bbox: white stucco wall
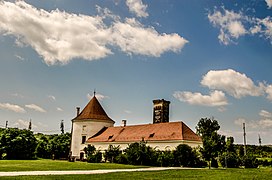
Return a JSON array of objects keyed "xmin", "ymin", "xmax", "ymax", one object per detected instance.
[
  {"xmin": 71, "ymin": 119, "xmax": 114, "ymax": 159},
  {"xmin": 88, "ymin": 140, "xmax": 202, "ymax": 152}
]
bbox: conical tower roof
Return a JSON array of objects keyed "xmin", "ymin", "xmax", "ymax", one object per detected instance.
[{"xmin": 74, "ymin": 95, "xmax": 115, "ymax": 123}]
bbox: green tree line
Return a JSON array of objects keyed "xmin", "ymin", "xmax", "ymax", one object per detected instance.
[{"xmin": 0, "ymin": 128, "xmax": 70, "ymax": 160}]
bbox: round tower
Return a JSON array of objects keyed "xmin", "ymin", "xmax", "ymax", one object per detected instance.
[{"xmin": 70, "ymin": 94, "xmax": 115, "ymax": 160}]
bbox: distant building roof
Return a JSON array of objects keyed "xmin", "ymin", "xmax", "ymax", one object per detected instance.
[
  {"xmin": 73, "ymin": 95, "xmax": 114, "ymax": 123},
  {"xmin": 87, "ymin": 121, "xmax": 201, "ymax": 143}
]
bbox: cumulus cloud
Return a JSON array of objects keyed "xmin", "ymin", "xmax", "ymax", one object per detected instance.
[
  {"xmin": 173, "ymin": 90, "xmax": 228, "ymax": 107},
  {"xmin": 87, "ymin": 93, "xmax": 109, "ymax": 101},
  {"xmin": 235, "ymin": 110, "xmax": 272, "ymax": 129},
  {"xmin": 126, "ymin": 0, "xmax": 148, "ymax": 18},
  {"xmin": 48, "ymin": 95, "xmax": 56, "ymax": 101},
  {"xmin": 259, "ymin": 110, "xmax": 272, "ymax": 118},
  {"xmin": 57, "ymin": 107, "xmax": 63, "ymax": 111},
  {"xmin": 14, "ymin": 119, "xmax": 37, "ymax": 129},
  {"xmin": 208, "ymin": 7, "xmax": 272, "ymax": 45},
  {"xmin": 266, "ymin": 84, "xmax": 272, "ymax": 100},
  {"xmin": 265, "ymin": 0, "xmax": 272, "ymax": 8},
  {"xmin": 111, "ymin": 18, "xmax": 188, "ymax": 57},
  {"xmin": 208, "ymin": 8, "xmax": 247, "ymax": 45},
  {"xmin": 201, "ymin": 69, "xmax": 264, "ymax": 98},
  {"xmin": 25, "ymin": 104, "xmax": 46, "ymax": 113},
  {"xmin": 0, "ymin": 103, "xmax": 26, "ymax": 113},
  {"xmin": 0, "ymin": 1, "xmax": 187, "ymax": 65}
]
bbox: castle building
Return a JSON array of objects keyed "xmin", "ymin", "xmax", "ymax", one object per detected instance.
[{"xmin": 71, "ymin": 94, "xmax": 202, "ymax": 160}]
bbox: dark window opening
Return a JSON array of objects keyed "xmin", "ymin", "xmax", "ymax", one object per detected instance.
[
  {"xmin": 82, "ymin": 136, "xmax": 86, "ymax": 144},
  {"xmin": 149, "ymin": 133, "xmax": 155, "ymax": 138}
]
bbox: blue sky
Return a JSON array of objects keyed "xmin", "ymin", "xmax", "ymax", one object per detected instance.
[{"xmin": 0, "ymin": 0, "xmax": 271, "ymax": 145}]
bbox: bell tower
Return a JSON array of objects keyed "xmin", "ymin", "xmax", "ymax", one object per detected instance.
[{"xmin": 153, "ymin": 99, "xmax": 170, "ymax": 124}]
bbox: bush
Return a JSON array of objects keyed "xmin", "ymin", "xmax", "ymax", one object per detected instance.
[
  {"xmin": 124, "ymin": 142, "xmax": 157, "ymax": 166},
  {"xmin": 116, "ymin": 153, "xmax": 128, "ymax": 164},
  {"xmin": 219, "ymin": 152, "xmax": 240, "ymax": 168},
  {"xmin": 157, "ymin": 150, "xmax": 175, "ymax": 167},
  {"xmin": 211, "ymin": 158, "xmax": 218, "ymax": 168},
  {"xmin": 242, "ymin": 155, "xmax": 258, "ymax": 168},
  {"xmin": 104, "ymin": 145, "xmax": 121, "ymax": 163},
  {"xmin": 84, "ymin": 145, "xmax": 102, "ymax": 163},
  {"xmin": 173, "ymin": 144, "xmax": 204, "ymax": 167}
]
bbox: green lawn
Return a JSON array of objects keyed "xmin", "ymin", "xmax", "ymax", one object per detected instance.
[
  {"xmin": 0, "ymin": 159, "xmax": 144, "ymax": 172},
  {"xmin": 0, "ymin": 168, "xmax": 272, "ymax": 180},
  {"xmin": 0, "ymin": 159, "xmax": 271, "ymax": 179}
]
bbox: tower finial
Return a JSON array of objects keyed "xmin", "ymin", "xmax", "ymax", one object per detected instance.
[{"xmin": 94, "ymin": 89, "xmax": 96, "ymax": 97}]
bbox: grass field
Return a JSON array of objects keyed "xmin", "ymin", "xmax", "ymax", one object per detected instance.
[
  {"xmin": 0, "ymin": 159, "xmax": 143, "ymax": 172},
  {"xmin": 0, "ymin": 159, "xmax": 271, "ymax": 179},
  {"xmin": 0, "ymin": 168, "xmax": 272, "ymax": 180}
]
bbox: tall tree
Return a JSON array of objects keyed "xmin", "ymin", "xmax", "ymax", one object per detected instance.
[
  {"xmin": 28, "ymin": 119, "xmax": 32, "ymax": 130},
  {"xmin": 60, "ymin": 120, "xmax": 64, "ymax": 134},
  {"xmin": 196, "ymin": 117, "xmax": 222, "ymax": 168}
]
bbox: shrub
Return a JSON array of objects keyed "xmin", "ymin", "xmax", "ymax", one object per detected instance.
[
  {"xmin": 219, "ymin": 152, "xmax": 240, "ymax": 168},
  {"xmin": 242, "ymin": 155, "xmax": 258, "ymax": 168}
]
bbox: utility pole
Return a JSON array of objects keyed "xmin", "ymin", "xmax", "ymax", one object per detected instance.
[
  {"xmin": 243, "ymin": 123, "xmax": 246, "ymax": 156},
  {"xmin": 5, "ymin": 121, "xmax": 8, "ymax": 128},
  {"xmin": 258, "ymin": 134, "xmax": 261, "ymax": 146}
]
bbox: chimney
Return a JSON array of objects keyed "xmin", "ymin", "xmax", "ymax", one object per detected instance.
[
  {"xmin": 76, "ymin": 107, "xmax": 80, "ymax": 116},
  {"xmin": 121, "ymin": 120, "xmax": 127, "ymax": 127}
]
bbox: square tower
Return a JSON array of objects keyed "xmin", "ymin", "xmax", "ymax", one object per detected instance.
[{"xmin": 153, "ymin": 99, "xmax": 170, "ymax": 124}]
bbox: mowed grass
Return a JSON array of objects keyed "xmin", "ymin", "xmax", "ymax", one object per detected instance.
[
  {"xmin": 0, "ymin": 159, "xmax": 144, "ymax": 172},
  {"xmin": 1, "ymin": 168, "xmax": 272, "ymax": 180}
]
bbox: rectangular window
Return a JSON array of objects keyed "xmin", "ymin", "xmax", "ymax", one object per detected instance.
[{"xmin": 81, "ymin": 136, "xmax": 86, "ymax": 144}]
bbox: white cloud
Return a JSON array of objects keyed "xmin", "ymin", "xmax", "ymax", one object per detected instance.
[
  {"xmin": 258, "ymin": 17, "xmax": 272, "ymax": 43},
  {"xmin": 0, "ymin": 103, "xmax": 26, "ymax": 113},
  {"xmin": 25, "ymin": 104, "xmax": 46, "ymax": 113},
  {"xmin": 0, "ymin": 1, "xmax": 187, "ymax": 65},
  {"xmin": 14, "ymin": 119, "xmax": 37, "ymax": 129},
  {"xmin": 265, "ymin": 0, "xmax": 272, "ymax": 8},
  {"xmin": 173, "ymin": 90, "xmax": 228, "ymax": 107},
  {"xmin": 57, "ymin": 107, "xmax": 63, "ymax": 111},
  {"xmin": 126, "ymin": 0, "xmax": 148, "ymax": 18},
  {"xmin": 259, "ymin": 110, "xmax": 272, "ymax": 118},
  {"xmin": 111, "ymin": 18, "xmax": 188, "ymax": 57},
  {"xmin": 266, "ymin": 84, "xmax": 272, "ymax": 100},
  {"xmin": 48, "ymin": 95, "xmax": 56, "ymax": 101},
  {"xmin": 235, "ymin": 110, "xmax": 272, "ymax": 130},
  {"xmin": 227, "ymin": 21, "xmax": 246, "ymax": 38},
  {"xmin": 11, "ymin": 93, "xmax": 24, "ymax": 98},
  {"xmin": 208, "ymin": 7, "xmax": 272, "ymax": 45},
  {"xmin": 259, "ymin": 119, "xmax": 272, "ymax": 128},
  {"xmin": 208, "ymin": 8, "xmax": 247, "ymax": 45},
  {"xmin": 14, "ymin": 54, "xmax": 25, "ymax": 61},
  {"xmin": 87, "ymin": 93, "xmax": 109, "ymax": 101},
  {"xmin": 201, "ymin": 69, "xmax": 264, "ymax": 98},
  {"xmin": 124, "ymin": 110, "xmax": 132, "ymax": 114}
]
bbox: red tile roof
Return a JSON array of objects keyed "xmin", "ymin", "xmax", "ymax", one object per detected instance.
[
  {"xmin": 73, "ymin": 96, "xmax": 114, "ymax": 123},
  {"xmin": 87, "ymin": 121, "xmax": 201, "ymax": 143}
]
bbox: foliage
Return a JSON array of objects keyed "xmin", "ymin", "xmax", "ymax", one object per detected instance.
[
  {"xmin": 242, "ymin": 155, "xmax": 259, "ymax": 168},
  {"xmin": 124, "ymin": 142, "xmax": 157, "ymax": 166},
  {"xmin": 104, "ymin": 145, "xmax": 122, "ymax": 163},
  {"xmin": 0, "ymin": 128, "xmax": 37, "ymax": 159},
  {"xmin": 47, "ymin": 133, "xmax": 71, "ymax": 159},
  {"xmin": 157, "ymin": 150, "xmax": 175, "ymax": 167},
  {"xmin": 196, "ymin": 117, "xmax": 224, "ymax": 168},
  {"xmin": 84, "ymin": 145, "xmax": 102, "ymax": 163},
  {"xmin": 173, "ymin": 144, "xmax": 203, "ymax": 167},
  {"xmin": 35, "ymin": 134, "xmax": 51, "ymax": 159}
]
